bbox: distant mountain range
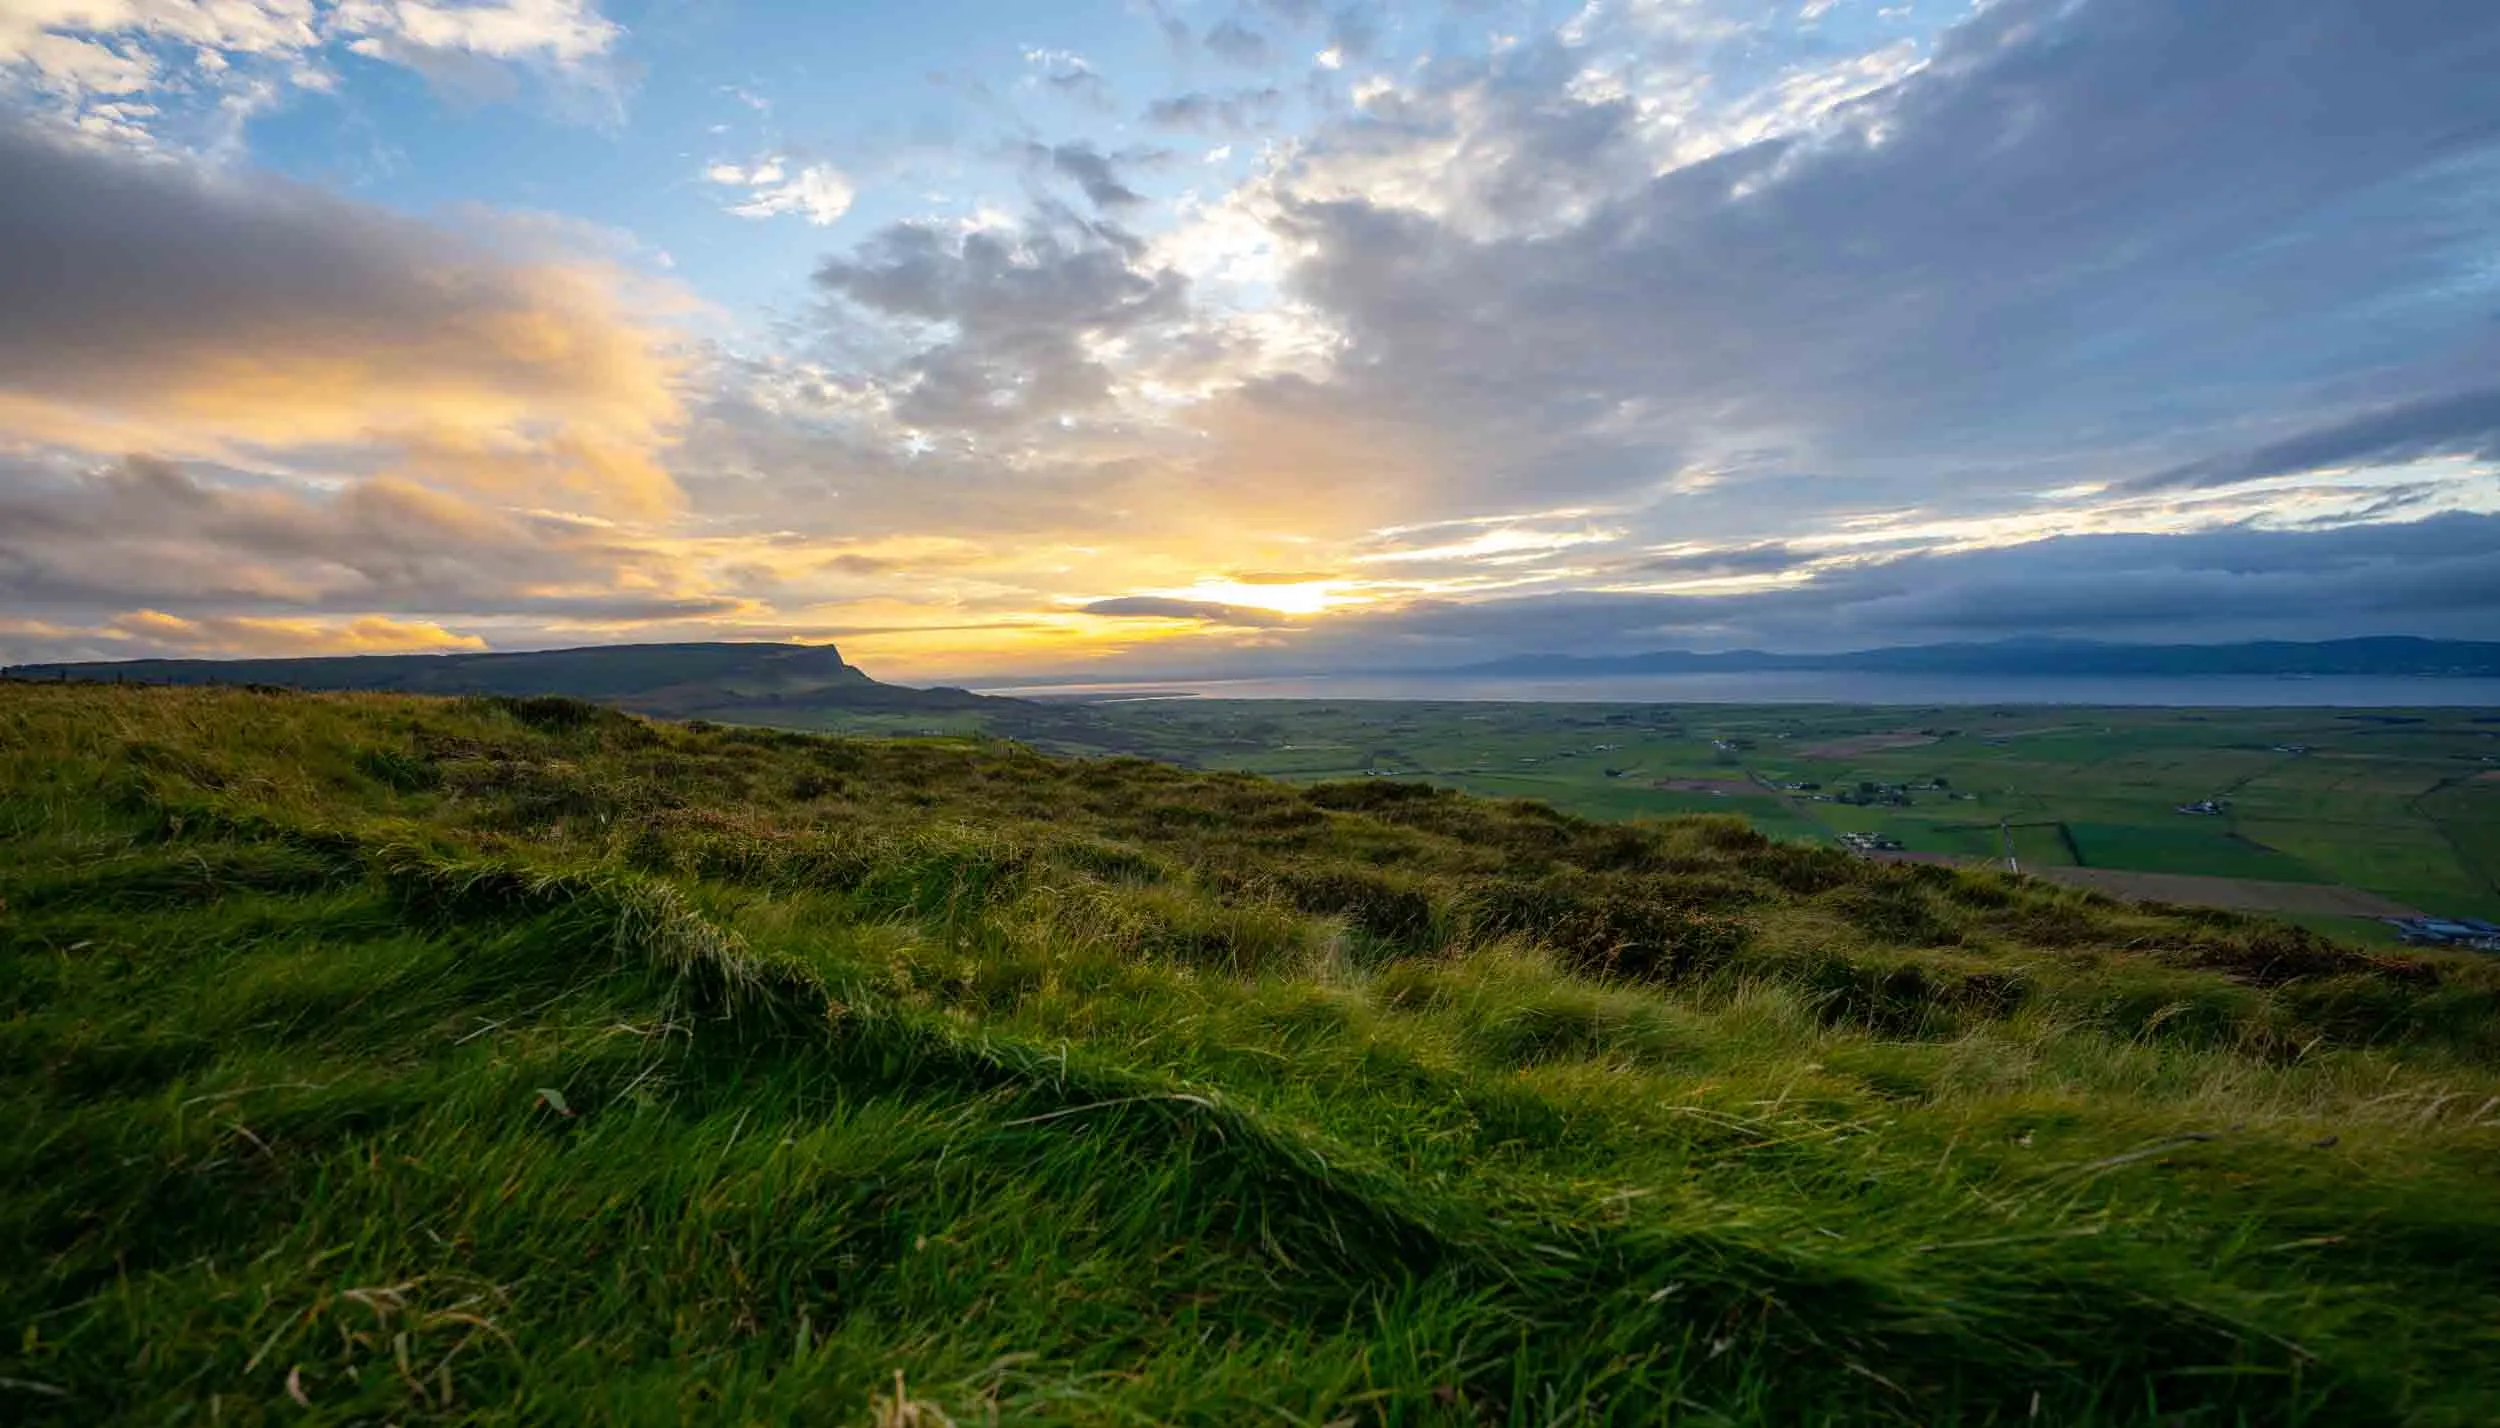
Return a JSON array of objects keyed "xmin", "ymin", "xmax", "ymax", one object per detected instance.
[
  {"xmin": 1449, "ymin": 637, "xmax": 2500, "ymax": 679},
  {"xmin": 0, "ymin": 641, "xmax": 1000, "ymax": 719}
]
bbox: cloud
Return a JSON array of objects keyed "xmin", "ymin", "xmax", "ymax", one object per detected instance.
[
  {"xmin": 1632, "ymin": 542, "xmax": 1812, "ymax": 577},
  {"xmin": 1080, "ymin": 596, "xmax": 1292, "ymax": 627},
  {"xmin": 2127, "ymin": 386, "xmax": 2500, "ymax": 494},
  {"xmin": 1203, "ymin": 19, "xmax": 1271, "ymax": 68},
  {"xmin": 1324, "ymin": 4, "xmax": 1380, "ymax": 65},
  {"xmin": 104, "ymin": 609, "xmax": 488, "ymax": 656},
  {"xmin": 705, "ymin": 155, "xmax": 855, "ymax": 225},
  {"xmin": 1020, "ymin": 45, "xmax": 1111, "ymax": 110},
  {"xmin": 1142, "ymin": 87, "xmax": 1285, "ymax": 133},
  {"xmin": 2, "ymin": 0, "xmax": 625, "ymax": 141},
  {"xmin": 812, "ymin": 210, "xmax": 1190, "ymax": 432},
  {"xmin": 335, "ymin": 0, "xmax": 619, "ymax": 67},
  {"xmin": 0, "ymin": 121, "xmax": 722, "ymax": 666},
  {"xmin": 0, "ymin": 454, "xmax": 735, "ymax": 623},
  {"xmin": 0, "ymin": 115, "xmax": 687, "ymax": 515},
  {"xmin": 1209, "ymin": 0, "xmax": 2500, "ymax": 529},
  {"xmin": 1023, "ymin": 140, "xmax": 1146, "ymax": 212},
  {"xmin": 1151, "ymin": 511, "xmax": 2500, "ymax": 673},
  {"xmin": 1249, "ymin": 0, "xmax": 1320, "ymax": 25}
]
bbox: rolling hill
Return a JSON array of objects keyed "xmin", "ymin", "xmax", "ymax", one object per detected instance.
[{"xmin": 5, "ymin": 680, "xmax": 2498, "ymax": 1423}]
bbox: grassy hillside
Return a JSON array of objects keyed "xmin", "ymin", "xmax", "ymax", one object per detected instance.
[{"xmin": 4, "ymin": 683, "xmax": 2499, "ymax": 1425}]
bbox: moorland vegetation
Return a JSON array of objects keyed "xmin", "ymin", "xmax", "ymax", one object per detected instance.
[{"xmin": 4, "ymin": 682, "xmax": 2498, "ymax": 1424}]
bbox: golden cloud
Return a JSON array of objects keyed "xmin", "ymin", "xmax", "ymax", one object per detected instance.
[
  {"xmin": 0, "ymin": 120, "xmax": 689, "ymax": 518},
  {"xmin": 106, "ymin": 610, "xmax": 489, "ymax": 657}
]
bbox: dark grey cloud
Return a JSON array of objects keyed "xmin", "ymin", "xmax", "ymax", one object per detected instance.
[
  {"xmin": 1143, "ymin": 86, "xmax": 1286, "ymax": 133},
  {"xmin": 1081, "ymin": 596, "xmax": 1293, "ymax": 627},
  {"xmin": 0, "ymin": 122, "xmax": 438, "ymax": 390},
  {"xmin": 1142, "ymin": 0, "xmax": 1194, "ymax": 54},
  {"xmin": 1325, "ymin": 4, "xmax": 1380, "ymax": 62},
  {"xmin": 1632, "ymin": 542, "xmax": 1812, "ymax": 577},
  {"xmin": 823, "ymin": 553, "xmax": 897, "ymax": 575},
  {"xmin": 1767, "ymin": 516, "xmax": 2500, "ymax": 644},
  {"xmin": 813, "ymin": 212, "xmax": 1189, "ymax": 431},
  {"xmin": 1143, "ymin": 512, "xmax": 2500, "ymax": 674},
  {"xmin": 1250, "ymin": 0, "xmax": 1320, "ymax": 24},
  {"xmin": 1204, "ymin": 19, "xmax": 1272, "ymax": 67},
  {"xmin": 1244, "ymin": 0, "xmax": 2500, "ymax": 519},
  {"xmin": 1021, "ymin": 140, "xmax": 1149, "ymax": 211},
  {"xmin": 1028, "ymin": 52, "xmax": 1114, "ymax": 110},
  {"xmin": 2127, "ymin": 385, "xmax": 2500, "ymax": 494}
]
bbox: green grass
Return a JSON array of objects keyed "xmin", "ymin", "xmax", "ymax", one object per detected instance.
[
  {"xmin": 2064, "ymin": 822, "xmax": 2321, "ymax": 881},
  {"xmin": 6, "ymin": 683, "xmax": 2500, "ymax": 1424}
]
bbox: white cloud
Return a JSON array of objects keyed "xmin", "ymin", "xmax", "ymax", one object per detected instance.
[
  {"xmin": 705, "ymin": 157, "xmax": 779, "ymax": 185},
  {"xmin": 704, "ymin": 155, "xmax": 854, "ymax": 226},
  {"xmin": 0, "ymin": 0, "xmax": 622, "ymax": 145},
  {"xmin": 335, "ymin": 0, "xmax": 617, "ymax": 65},
  {"xmin": 12, "ymin": 31, "xmax": 156, "ymax": 95}
]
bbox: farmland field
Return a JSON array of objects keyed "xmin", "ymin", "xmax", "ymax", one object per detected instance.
[{"xmin": 1048, "ymin": 700, "xmax": 2500, "ymax": 924}]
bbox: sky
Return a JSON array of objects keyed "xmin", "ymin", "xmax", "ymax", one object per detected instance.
[{"xmin": 3, "ymin": 0, "xmax": 2498, "ymax": 683}]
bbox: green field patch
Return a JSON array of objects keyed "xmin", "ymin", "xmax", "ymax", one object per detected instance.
[
  {"xmin": 2008, "ymin": 823, "xmax": 2079, "ymax": 869},
  {"xmin": 1897, "ymin": 821, "xmax": 2005, "ymax": 860},
  {"xmin": 2064, "ymin": 820, "xmax": 2320, "ymax": 881},
  {"xmin": 2235, "ymin": 819, "xmax": 2482, "ymax": 915}
]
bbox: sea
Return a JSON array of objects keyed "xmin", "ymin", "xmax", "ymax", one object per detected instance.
[{"xmin": 972, "ymin": 671, "xmax": 2500, "ymax": 708}]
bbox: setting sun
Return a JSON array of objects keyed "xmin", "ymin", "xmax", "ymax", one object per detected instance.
[{"xmin": 1159, "ymin": 577, "xmax": 1361, "ymax": 616}]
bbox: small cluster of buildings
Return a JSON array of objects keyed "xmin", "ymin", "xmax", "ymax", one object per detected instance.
[
  {"xmin": 2175, "ymin": 798, "xmax": 2230, "ymax": 816},
  {"xmin": 1838, "ymin": 831, "xmax": 1904, "ymax": 854},
  {"xmin": 2387, "ymin": 917, "xmax": 2500, "ymax": 952}
]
